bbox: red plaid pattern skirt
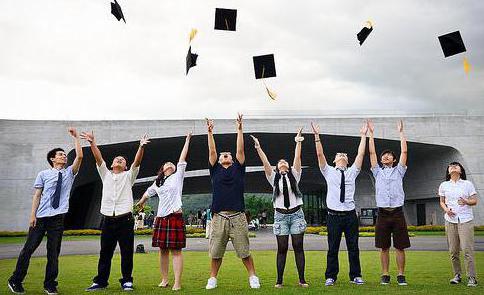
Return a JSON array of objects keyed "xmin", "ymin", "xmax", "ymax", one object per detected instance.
[{"xmin": 152, "ymin": 213, "xmax": 186, "ymax": 249}]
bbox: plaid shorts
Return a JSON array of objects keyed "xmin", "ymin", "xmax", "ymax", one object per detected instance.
[{"xmin": 152, "ymin": 213, "xmax": 186, "ymax": 249}]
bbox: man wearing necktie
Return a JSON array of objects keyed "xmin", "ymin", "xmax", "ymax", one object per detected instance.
[
  {"xmin": 8, "ymin": 128, "xmax": 83, "ymax": 295},
  {"xmin": 312, "ymin": 122, "xmax": 368, "ymax": 287}
]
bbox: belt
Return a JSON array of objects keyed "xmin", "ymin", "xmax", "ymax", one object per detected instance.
[
  {"xmin": 214, "ymin": 211, "xmax": 243, "ymax": 228},
  {"xmin": 378, "ymin": 206, "xmax": 403, "ymax": 213},
  {"xmin": 275, "ymin": 206, "xmax": 301, "ymax": 214},
  {"xmin": 105, "ymin": 212, "xmax": 132, "ymax": 219},
  {"xmin": 327, "ymin": 209, "xmax": 355, "ymax": 216}
]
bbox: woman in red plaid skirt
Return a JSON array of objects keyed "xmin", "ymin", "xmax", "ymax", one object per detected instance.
[{"xmin": 136, "ymin": 131, "xmax": 192, "ymax": 291}]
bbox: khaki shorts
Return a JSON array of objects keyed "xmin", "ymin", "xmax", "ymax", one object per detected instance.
[{"xmin": 209, "ymin": 212, "xmax": 250, "ymax": 259}]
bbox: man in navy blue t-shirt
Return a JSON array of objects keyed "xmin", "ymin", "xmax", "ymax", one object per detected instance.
[{"xmin": 205, "ymin": 114, "xmax": 260, "ymax": 290}]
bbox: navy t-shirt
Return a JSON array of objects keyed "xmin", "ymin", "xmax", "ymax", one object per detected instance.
[{"xmin": 209, "ymin": 160, "xmax": 246, "ymax": 213}]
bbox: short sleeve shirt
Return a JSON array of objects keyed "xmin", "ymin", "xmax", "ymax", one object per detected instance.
[{"xmin": 209, "ymin": 160, "xmax": 245, "ymax": 213}]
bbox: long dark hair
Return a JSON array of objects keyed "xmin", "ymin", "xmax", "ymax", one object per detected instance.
[
  {"xmin": 273, "ymin": 160, "xmax": 302, "ymax": 201},
  {"xmin": 445, "ymin": 161, "xmax": 467, "ymax": 181},
  {"xmin": 155, "ymin": 162, "xmax": 177, "ymax": 187}
]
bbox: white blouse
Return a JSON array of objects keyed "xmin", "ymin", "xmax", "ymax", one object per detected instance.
[
  {"xmin": 266, "ymin": 167, "xmax": 303, "ymax": 209},
  {"xmin": 438, "ymin": 179, "xmax": 477, "ymax": 224},
  {"xmin": 146, "ymin": 162, "xmax": 187, "ymax": 217}
]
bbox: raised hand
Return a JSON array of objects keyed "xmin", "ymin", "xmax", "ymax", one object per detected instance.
[
  {"xmin": 140, "ymin": 134, "xmax": 150, "ymax": 147},
  {"xmin": 250, "ymin": 135, "xmax": 261, "ymax": 149},
  {"xmin": 80, "ymin": 131, "xmax": 95, "ymax": 143},
  {"xmin": 398, "ymin": 120, "xmax": 404, "ymax": 133},
  {"xmin": 360, "ymin": 121, "xmax": 369, "ymax": 136},
  {"xmin": 68, "ymin": 127, "xmax": 78, "ymax": 138},
  {"xmin": 186, "ymin": 130, "xmax": 193, "ymax": 139},
  {"xmin": 236, "ymin": 113, "xmax": 243, "ymax": 131},
  {"xmin": 295, "ymin": 127, "xmax": 304, "ymax": 142},
  {"xmin": 206, "ymin": 118, "xmax": 214, "ymax": 133},
  {"xmin": 367, "ymin": 119, "xmax": 375, "ymax": 133},
  {"xmin": 311, "ymin": 122, "xmax": 320, "ymax": 135}
]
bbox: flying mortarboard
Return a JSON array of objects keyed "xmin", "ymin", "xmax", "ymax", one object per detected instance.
[
  {"xmin": 111, "ymin": 0, "xmax": 126, "ymax": 23},
  {"xmin": 438, "ymin": 31, "xmax": 470, "ymax": 74},
  {"xmin": 253, "ymin": 54, "xmax": 277, "ymax": 100},
  {"xmin": 186, "ymin": 46, "xmax": 198, "ymax": 75},
  {"xmin": 214, "ymin": 8, "xmax": 237, "ymax": 31},
  {"xmin": 357, "ymin": 21, "xmax": 373, "ymax": 46}
]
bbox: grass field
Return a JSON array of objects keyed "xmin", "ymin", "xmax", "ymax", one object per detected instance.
[{"xmin": 1, "ymin": 251, "xmax": 483, "ymax": 294}]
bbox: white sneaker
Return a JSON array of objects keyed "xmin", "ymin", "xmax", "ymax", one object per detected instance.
[
  {"xmin": 249, "ymin": 276, "xmax": 261, "ymax": 289},
  {"xmin": 205, "ymin": 277, "xmax": 217, "ymax": 290}
]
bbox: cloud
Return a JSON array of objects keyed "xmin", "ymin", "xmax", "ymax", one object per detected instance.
[{"xmin": 0, "ymin": 0, "xmax": 483, "ymax": 120}]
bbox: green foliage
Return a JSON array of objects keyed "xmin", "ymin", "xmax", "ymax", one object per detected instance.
[{"xmin": 244, "ymin": 194, "xmax": 273, "ymax": 221}]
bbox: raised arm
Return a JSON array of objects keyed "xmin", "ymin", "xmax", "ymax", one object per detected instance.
[
  {"xmin": 236, "ymin": 113, "xmax": 245, "ymax": 165},
  {"xmin": 311, "ymin": 122, "xmax": 327, "ymax": 169},
  {"xmin": 293, "ymin": 128, "xmax": 303, "ymax": 172},
  {"xmin": 250, "ymin": 135, "xmax": 272, "ymax": 177},
  {"xmin": 179, "ymin": 131, "xmax": 192, "ymax": 163},
  {"xmin": 80, "ymin": 131, "xmax": 103, "ymax": 166},
  {"xmin": 135, "ymin": 192, "xmax": 149, "ymax": 210},
  {"xmin": 367, "ymin": 120, "xmax": 378, "ymax": 168},
  {"xmin": 398, "ymin": 120, "xmax": 408, "ymax": 167},
  {"xmin": 132, "ymin": 134, "xmax": 150, "ymax": 168},
  {"xmin": 206, "ymin": 119, "xmax": 217, "ymax": 166},
  {"xmin": 29, "ymin": 188, "xmax": 42, "ymax": 228},
  {"xmin": 354, "ymin": 122, "xmax": 368, "ymax": 169},
  {"xmin": 68, "ymin": 127, "xmax": 83, "ymax": 174}
]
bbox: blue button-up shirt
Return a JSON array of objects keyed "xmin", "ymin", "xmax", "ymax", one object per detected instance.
[
  {"xmin": 33, "ymin": 165, "xmax": 77, "ymax": 218},
  {"xmin": 371, "ymin": 163, "xmax": 406, "ymax": 208}
]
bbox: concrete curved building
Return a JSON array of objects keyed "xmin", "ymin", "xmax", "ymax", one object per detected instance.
[{"xmin": 1, "ymin": 115, "xmax": 483, "ymax": 231}]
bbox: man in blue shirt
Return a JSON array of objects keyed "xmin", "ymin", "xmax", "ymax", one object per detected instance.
[{"xmin": 8, "ymin": 128, "xmax": 83, "ymax": 295}]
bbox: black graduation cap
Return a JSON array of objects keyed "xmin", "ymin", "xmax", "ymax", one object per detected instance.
[
  {"xmin": 253, "ymin": 54, "xmax": 276, "ymax": 79},
  {"xmin": 438, "ymin": 31, "xmax": 466, "ymax": 58},
  {"xmin": 186, "ymin": 46, "xmax": 198, "ymax": 75},
  {"xmin": 111, "ymin": 0, "xmax": 126, "ymax": 23},
  {"xmin": 214, "ymin": 8, "xmax": 237, "ymax": 31},
  {"xmin": 357, "ymin": 21, "xmax": 373, "ymax": 46}
]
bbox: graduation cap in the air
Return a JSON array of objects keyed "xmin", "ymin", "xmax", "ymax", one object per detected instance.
[
  {"xmin": 438, "ymin": 31, "xmax": 471, "ymax": 74},
  {"xmin": 357, "ymin": 21, "xmax": 373, "ymax": 46},
  {"xmin": 186, "ymin": 46, "xmax": 198, "ymax": 75},
  {"xmin": 214, "ymin": 8, "xmax": 237, "ymax": 31},
  {"xmin": 253, "ymin": 54, "xmax": 277, "ymax": 100},
  {"xmin": 111, "ymin": 0, "xmax": 126, "ymax": 23}
]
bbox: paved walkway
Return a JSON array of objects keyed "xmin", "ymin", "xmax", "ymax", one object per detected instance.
[{"xmin": 1, "ymin": 228, "xmax": 483, "ymax": 259}]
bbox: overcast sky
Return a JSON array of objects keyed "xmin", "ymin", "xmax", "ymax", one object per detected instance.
[{"xmin": 1, "ymin": 0, "xmax": 483, "ymax": 120}]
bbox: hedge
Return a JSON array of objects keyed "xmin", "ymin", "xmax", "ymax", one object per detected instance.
[
  {"xmin": 306, "ymin": 225, "xmax": 482, "ymax": 234},
  {"xmin": 318, "ymin": 232, "xmax": 416, "ymax": 237}
]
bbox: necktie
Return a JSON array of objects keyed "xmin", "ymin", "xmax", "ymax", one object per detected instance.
[
  {"xmin": 339, "ymin": 169, "xmax": 345, "ymax": 203},
  {"xmin": 282, "ymin": 174, "xmax": 290, "ymax": 209},
  {"xmin": 51, "ymin": 171, "xmax": 62, "ymax": 209}
]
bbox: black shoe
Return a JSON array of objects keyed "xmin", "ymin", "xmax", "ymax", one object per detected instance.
[
  {"xmin": 44, "ymin": 286, "xmax": 58, "ymax": 295},
  {"xmin": 380, "ymin": 275, "xmax": 390, "ymax": 285},
  {"xmin": 397, "ymin": 275, "xmax": 408, "ymax": 286},
  {"xmin": 85, "ymin": 283, "xmax": 107, "ymax": 291},
  {"xmin": 7, "ymin": 280, "xmax": 25, "ymax": 294},
  {"xmin": 450, "ymin": 274, "xmax": 462, "ymax": 284}
]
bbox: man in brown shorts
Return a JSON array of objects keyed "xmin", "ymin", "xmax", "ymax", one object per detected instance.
[
  {"xmin": 204, "ymin": 114, "xmax": 260, "ymax": 290},
  {"xmin": 368, "ymin": 120, "xmax": 410, "ymax": 286}
]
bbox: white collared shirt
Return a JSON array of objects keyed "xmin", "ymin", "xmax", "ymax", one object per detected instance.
[
  {"xmin": 146, "ymin": 162, "xmax": 187, "ymax": 217},
  {"xmin": 266, "ymin": 167, "xmax": 303, "ymax": 209},
  {"xmin": 371, "ymin": 163, "xmax": 407, "ymax": 208},
  {"xmin": 320, "ymin": 163, "xmax": 360, "ymax": 211},
  {"xmin": 438, "ymin": 179, "xmax": 477, "ymax": 223},
  {"xmin": 97, "ymin": 161, "xmax": 140, "ymax": 216}
]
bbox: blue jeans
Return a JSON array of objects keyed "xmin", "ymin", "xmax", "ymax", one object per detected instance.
[{"xmin": 273, "ymin": 208, "xmax": 307, "ymax": 236}]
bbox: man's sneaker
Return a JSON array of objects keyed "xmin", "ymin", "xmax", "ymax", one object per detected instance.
[
  {"xmin": 85, "ymin": 283, "xmax": 106, "ymax": 291},
  {"xmin": 450, "ymin": 274, "xmax": 461, "ymax": 284},
  {"xmin": 205, "ymin": 277, "xmax": 217, "ymax": 290},
  {"xmin": 467, "ymin": 277, "xmax": 478, "ymax": 287},
  {"xmin": 7, "ymin": 280, "xmax": 25, "ymax": 294},
  {"xmin": 121, "ymin": 282, "xmax": 133, "ymax": 291},
  {"xmin": 249, "ymin": 276, "xmax": 260, "ymax": 289},
  {"xmin": 351, "ymin": 277, "xmax": 365, "ymax": 285},
  {"xmin": 380, "ymin": 275, "xmax": 391, "ymax": 285},
  {"xmin": 44, "ymin": 286, "xmax": 58, "ymax": 295},
  {"xmin": 325, "ymin": 278, "xmax": 335, "ymax": 286},
  {"xmin": 397, "ymin": 275, "xmax": 407, "ymax": 286}
]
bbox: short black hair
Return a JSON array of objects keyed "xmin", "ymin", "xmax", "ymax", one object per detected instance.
[
  {"xmin": 47, "ymin": 148, "xmax": 65, "ymax": 167},
  {"xmin": 445, "ymin": 161, "xmax": 467, "ymax": 181},
  {"xmin": 380, "ymin": 149, "xmax": 397, "ymax": 160}
]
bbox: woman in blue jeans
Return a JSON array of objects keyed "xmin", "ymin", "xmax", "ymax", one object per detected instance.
[{"xmin": 251, "ymin": 129, "xmax": 308, "ymax": 288}]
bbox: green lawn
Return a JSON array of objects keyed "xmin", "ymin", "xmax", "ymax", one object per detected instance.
[{"xmin": 1, "ymin": 251, "xmax": 483, "ymax": 294}]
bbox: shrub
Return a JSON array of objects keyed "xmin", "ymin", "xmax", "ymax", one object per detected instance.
[{"xmin": 305, "ymin": 226, "xmax": 327, "ymax": 234}]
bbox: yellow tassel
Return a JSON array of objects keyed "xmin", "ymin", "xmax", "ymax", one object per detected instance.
[
  {"xmin": 189, "ymin": 29, "xmax": 198, "ymax": 43},
  {"xmin": 463, "ymin": 57, "xmax": 471, "ymax": 74}
]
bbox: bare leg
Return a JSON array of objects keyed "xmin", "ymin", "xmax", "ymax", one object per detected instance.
[
  {"xmin": 171, "ymin": 249, "xmax": 183, "ymax": 290},
  {"xmin": 159, "ymin": 249, "xmax": 169, "ymax": 286},
  {"xmin": 210, "ymin": 258, "xmax": 223, "ymax": 278},
  {"xmin": 242, "ymin": 255, "xmax": 256, "ymax": 277},
  {"xmin": 381, "ymin": 248, "xmax": 390, "ymax": 275},
  {"xmin": 395, "ymin": 249, "xmax": 405, "ymax": 275}
]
